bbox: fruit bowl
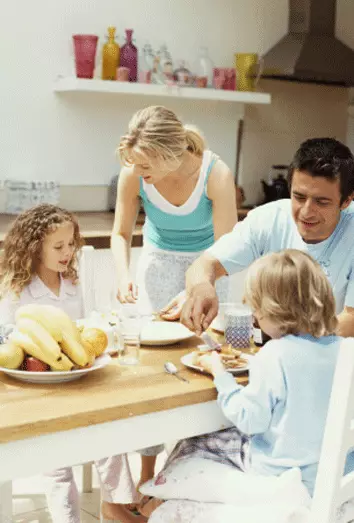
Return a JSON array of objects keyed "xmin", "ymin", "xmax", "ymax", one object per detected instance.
[{"xmin": 0, "ymin": 353, "xmax": 111, "ymax": 384}]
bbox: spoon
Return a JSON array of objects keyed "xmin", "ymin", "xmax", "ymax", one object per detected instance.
[{"xmin": 164, "ymin": 361, "xmax": 189, "ymax": 383}]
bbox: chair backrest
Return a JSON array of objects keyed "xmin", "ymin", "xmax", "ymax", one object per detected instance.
[
  {"xmin": 311, "ymin": 337, "xmax": 354, "ymax": 523},
  {"xmin": 78, "ymin": 245, "xmax": 119, "ymax": 317},
  {"xmin": 78, "ymin": 245, "xmax": 96, "ymax": 318}
]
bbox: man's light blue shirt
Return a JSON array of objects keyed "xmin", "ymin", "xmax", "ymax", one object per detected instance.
[{"xmin": 208, "ymin": 199, "xmax": 354, "ymax": 313}]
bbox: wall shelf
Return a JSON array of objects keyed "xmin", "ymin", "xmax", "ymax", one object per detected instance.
[{"xmin": 54, "ymin": 77, "xmax": 271, "ymax": 105}]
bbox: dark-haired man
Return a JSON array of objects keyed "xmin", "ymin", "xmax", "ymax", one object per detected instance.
[{"xmin": 180, "ymin": 137, "xmax": 354, "ymax": 337}]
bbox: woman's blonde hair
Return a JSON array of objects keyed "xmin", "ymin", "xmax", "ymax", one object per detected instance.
[
  {"xmin": 243, "ymin": 249, "xmax": 337, "ymax": 337},
  {"xmin": 118, "ymin": 106, "xmax": 205, "ymax": 169},
  {"xmin": 0, "ymin": 204, "xmax": 84, "ymax": 298}
]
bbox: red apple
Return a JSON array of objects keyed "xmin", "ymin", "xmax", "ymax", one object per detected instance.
[{"xmin": 24, "ymin": 357, "xmax": 50, "ymax": 372}]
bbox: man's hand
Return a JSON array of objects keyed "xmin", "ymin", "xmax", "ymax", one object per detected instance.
[{"xmin": 180, "ymin": 282, "xmax": 219, "ymax": 336}]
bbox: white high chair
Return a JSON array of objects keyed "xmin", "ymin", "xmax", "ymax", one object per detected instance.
[{"xmin": 310, "ymin": 337, "xmax": 354, "ymax": 523}]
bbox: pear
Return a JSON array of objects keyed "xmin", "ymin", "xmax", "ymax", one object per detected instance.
[{"xmin": 0, "ymin": 342, "xmax": 25, "ymax": 369}]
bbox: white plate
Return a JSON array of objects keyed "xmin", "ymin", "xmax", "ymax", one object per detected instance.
[
  {"xmin": 0, "ymin": 354, "xmax": 111, "ymax": 384},
  {"xmin": 181, "ymin": 352, "xmax": 252, "ymax": 376},
  {"xmin": 141, "ymin": 322, "xmax": 195, "ymax": 346}
]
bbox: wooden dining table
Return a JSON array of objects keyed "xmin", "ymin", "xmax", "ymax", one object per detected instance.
[{"xmin": 0, "ymin": 334, "xmax": 251, "ymax": 521}]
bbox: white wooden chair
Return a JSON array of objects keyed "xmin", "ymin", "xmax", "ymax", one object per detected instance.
[{"xmin": 310, "ymin": 337, "xmax": 354, "ymax": 523}]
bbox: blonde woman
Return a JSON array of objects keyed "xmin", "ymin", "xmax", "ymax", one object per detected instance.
[
  {"xmin": 111, "ymin": 105, "xmax": 238, "ymax": 498},
  {"xmin": 112, "ymin": 105, "xmax": 237, "ymax": 315}
]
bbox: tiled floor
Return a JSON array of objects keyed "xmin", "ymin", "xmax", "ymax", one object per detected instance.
[{"xmin": 11, "ymin": 451, "xmax": 168, "ymax": 522}]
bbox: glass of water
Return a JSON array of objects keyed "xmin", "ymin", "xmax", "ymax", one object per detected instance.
[{"xmin": 117, "ymin": 303, "xmax": 142, "ymax": 366}]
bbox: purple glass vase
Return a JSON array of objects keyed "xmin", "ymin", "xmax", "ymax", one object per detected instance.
[{"xmin": 120, "ymin": 29, "xmax": 138, "ymax": 82}]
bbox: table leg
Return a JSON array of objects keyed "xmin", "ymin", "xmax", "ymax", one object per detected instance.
[{"xmin": 0, "ymin": 481, "xmax": 12, "ymax": 523}]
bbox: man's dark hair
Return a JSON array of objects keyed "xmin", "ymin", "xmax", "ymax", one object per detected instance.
[{"xmin": 288, "ymin": 138, "xmax": 354, "ymax": 203}]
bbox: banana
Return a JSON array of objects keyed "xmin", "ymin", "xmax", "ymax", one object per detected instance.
[
  {"xmin": 16, "ymin": 318, "xmax": 63, "ymax": 365},
  {"xmin": 81, "ymin": 343, "xmax": 95, "ymax": 367},
  {"xmin": 16, "ymin": 304, "xmax": 63, "ymax": 342},
  {"xmin": 9, "ymin": 330, "xmax": 50, "ymax": 362},
  {"xmin": 10, "ymin": 330, "xmax": 74, "ymax": 371},
  {"xmin": 60, "ymin": 332, "xmax": 89, "ymax": 367},
  {"xmin": 50, "ymin": 353, "xmax": 74, "ymax": 372},
  {"xmin": 0, "ymin": 342, "xmax": 25, "ymax": 369},
  {"xmin": 43, "ymin": 306, "xmax": 78, "ymax": 336}
]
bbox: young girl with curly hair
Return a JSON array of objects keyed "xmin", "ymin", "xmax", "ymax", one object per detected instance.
[{"xmin": 0, "ymin": 204, "xmax": 146, "ymax": 523}]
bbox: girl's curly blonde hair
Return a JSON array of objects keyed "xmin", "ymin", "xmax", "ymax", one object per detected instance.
[
  {"xmin": 0, "ymin": 204, "xmax": 84, "ymax": 298},
  {"xmin": 243, "ymin": 249, "xmax": 338, "ymax": 338},
  {"xmin": 118, "ymin": 105, "xmax": 205, "ymax": 170}
]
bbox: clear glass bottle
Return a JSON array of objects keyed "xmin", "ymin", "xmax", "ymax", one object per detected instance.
[
  {"xmin": 194, "ymin": 46, "xmax": 214, "ymax": 87},
  {"xmin": 120, "ymin": 29, "xmax": 138, "ymax": 82},
  {"xmin": 142, "ymin": 43, "xmax": 155, "ymax": 70},
  {"xmin": 101, "ymin": 27, "xmax": 120, "ymax": 81},
  {"xmin": 174, "ymin": 60, "xmax": 193, "ymax": 85},
  {"xmin": 157, "ymin": 44, "xmax": 174, "ymax": 80},
  {"xmin": 139, "ymin": 42, "xmax": 155, "ymax": 82}
]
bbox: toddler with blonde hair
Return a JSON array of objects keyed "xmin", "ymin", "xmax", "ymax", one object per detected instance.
[{"xmin": 152, "ymin": 249, "xmax": 352, "ymax": 515}]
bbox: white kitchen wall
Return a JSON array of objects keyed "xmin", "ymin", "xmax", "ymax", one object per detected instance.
[
  {"xmin": 1, "ymin": 0, "xmax": 287, "ymax": 189},
  {"xmin": 1, "ymin": 0, "xmax": 354, "ymax": 209},
  {"xmin": 241, "ymin": 80, "xmax": 349, "ymax": 205}
]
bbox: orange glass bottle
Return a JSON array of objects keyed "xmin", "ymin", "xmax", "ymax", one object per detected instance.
[{"xmin": 102, "ymin": 26, "xmax": 120, "ymax": 80}]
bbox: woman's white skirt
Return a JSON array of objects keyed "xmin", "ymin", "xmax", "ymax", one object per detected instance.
[{"xmin": 135, "ymin": 243, "xmax": 229, "ymax": 313}]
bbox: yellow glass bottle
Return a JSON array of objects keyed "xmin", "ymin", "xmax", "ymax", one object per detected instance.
[{"xmin": 102, "ymin": 26, "xmax": 120, "ymax": 80}]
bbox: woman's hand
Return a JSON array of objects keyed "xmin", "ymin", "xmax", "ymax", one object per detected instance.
[
  {"xmin": 199, "ymin": 351, "xmax": 225, "ymax": 377},
  {"xmin": 117, "ymin": 281, "xmax": 138, "ymax": 303},
  {"xmin": 159, "ymin": 291, "xmax": 187, "ymax": 321}
]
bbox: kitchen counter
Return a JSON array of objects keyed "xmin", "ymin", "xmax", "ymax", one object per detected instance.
[
  {"xmin": 0, "ymin": 211, "xmax": 144, "ymax": 249},
  {"xmin": 0, "ymin": 209, "xmax": 250, "ymax": 249}
]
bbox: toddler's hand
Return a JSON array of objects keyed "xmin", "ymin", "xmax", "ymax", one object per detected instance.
[{"xmin": 199, "ymin": 351, "xmax": 225, "ymax": 376}]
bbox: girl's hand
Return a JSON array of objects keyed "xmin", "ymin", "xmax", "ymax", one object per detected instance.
[
  {"xmin": 159, "ymin": 291, "xmax": 187, "ymax": 321},
  {"xmin": 117, "ymin": 282, "xmax": 138, "ymax": 303},
  {"xmin": 199, "ymin": 351, "xmax": 225, "ymax": 376}
]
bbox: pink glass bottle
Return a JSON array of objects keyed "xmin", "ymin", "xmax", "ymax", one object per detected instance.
[{"xmin": 120, "ymin": 29, "xmax": 138, "ymax": 82}]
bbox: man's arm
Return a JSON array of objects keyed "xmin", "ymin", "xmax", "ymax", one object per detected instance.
[
  {"xmin": 181, "ymin": 253, "xmax": 227, "ymax": 334},
  {"xmin": 180, "ymin": 208, "xmax": 265, "ymax": 334},
  {"xmin": 337, "ymin": 306, "xmax": 354, "ymax": 337}
]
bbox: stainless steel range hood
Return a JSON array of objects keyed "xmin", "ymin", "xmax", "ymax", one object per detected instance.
[{"xmin": 261, "ymin": 0, "xmax": 354, "ymax": 86}]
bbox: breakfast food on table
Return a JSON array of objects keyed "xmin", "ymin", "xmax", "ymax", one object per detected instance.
[
  {"xmin": 191, "ymin": 344, "xmax": 248, "ymax": 370},
  {"xmin": 0, "ymin": 304, "xmax": 108, "ymax": 372}
]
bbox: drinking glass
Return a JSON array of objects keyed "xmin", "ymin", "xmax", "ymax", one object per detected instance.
[
  {"xmin": 72, "ymin": 34, "xmax": 98, "ymax": 79},
  {"xmin": 224, "ymin": 303, "xmax": 252, "ymax": 348},
  {"xmin": 117, "ymin": 303, "xmax": 142, "ymax": 365}
]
